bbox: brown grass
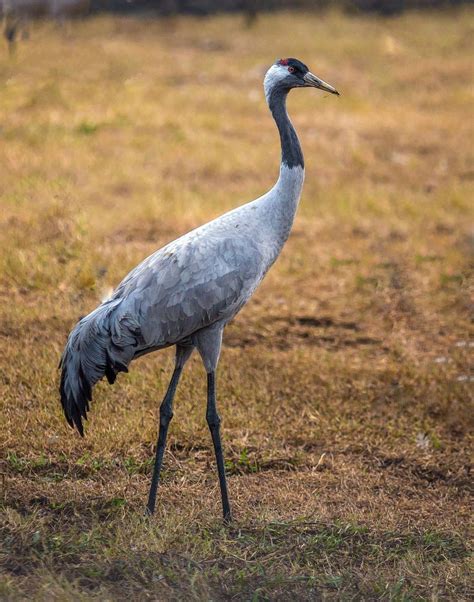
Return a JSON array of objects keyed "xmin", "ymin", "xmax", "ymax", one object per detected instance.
[{"xmin": 1, "ymin": 9, "xmax": 473, "ymax": 600}]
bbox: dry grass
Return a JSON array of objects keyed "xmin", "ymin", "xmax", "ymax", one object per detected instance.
[{"xmin": 1, "ymin": 9, "xmax": 473, "ymax": 600}]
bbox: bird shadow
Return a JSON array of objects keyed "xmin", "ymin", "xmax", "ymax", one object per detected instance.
[{"xmin": 225, "ymin": 314, "xmax": 383, "ymax": 351}]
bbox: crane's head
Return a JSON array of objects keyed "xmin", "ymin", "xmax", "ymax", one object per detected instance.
[{"xmin": 264, "ymin": 58, "xmax": 339, "ymax": 104}]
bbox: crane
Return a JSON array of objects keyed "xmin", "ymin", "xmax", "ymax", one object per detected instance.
[{"xmin": 60, "ymin": 58, "xmax": 339, "ymax": 521}]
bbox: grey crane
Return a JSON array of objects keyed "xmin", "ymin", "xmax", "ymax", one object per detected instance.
[{"xmin": 60, "ymin": 58, "xmax": 339, "ymax": 521}]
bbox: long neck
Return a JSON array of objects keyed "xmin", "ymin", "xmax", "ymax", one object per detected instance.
[
  {"xmin": 268, "ymin": 88, "xmax": 304, "ymax": 170},
  {"xmin": 259, "ymin": 86, "xmax": 305, "ymax": 251}
]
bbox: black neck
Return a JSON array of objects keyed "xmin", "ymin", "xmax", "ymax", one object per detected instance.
[{"xmin": 268, "ymin": 88, "xmax": 304, "ymax": 170}]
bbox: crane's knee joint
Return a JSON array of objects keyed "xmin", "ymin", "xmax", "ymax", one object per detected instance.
[
  {"xmin": 160, "ymin": 410, "xmax": 173, "ymax": 426},
  {"xmin": 206, "ymin": 412, "xmax": 220, "ymax": 428}
]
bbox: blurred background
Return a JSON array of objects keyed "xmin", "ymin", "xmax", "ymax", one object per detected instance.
[
  {"xmin": 1, "ymin": 0, "xmax": 472, "ymax": 48},
  {"xmin": 1, "ymin": 0, "xmax": 472, "ymax": 599}
]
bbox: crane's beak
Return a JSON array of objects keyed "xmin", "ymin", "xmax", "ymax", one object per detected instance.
[{"xmin": 303, "ymin": 72, "xmax": 339, "ymax": 96}]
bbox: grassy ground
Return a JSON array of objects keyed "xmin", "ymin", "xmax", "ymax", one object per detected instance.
[{"xmin": 1, "ymin": 9, "xmax": 473, "ymax": 600}]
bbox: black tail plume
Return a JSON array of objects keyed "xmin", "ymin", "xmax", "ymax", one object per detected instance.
[{"xmin": 59, "ymin": 302, "xmax": 136, "ymax": 436}]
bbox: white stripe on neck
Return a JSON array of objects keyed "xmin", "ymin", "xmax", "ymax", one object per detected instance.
[{"xmin": 263, "ymin": 64, "xmax": 289, "ymax": 105}]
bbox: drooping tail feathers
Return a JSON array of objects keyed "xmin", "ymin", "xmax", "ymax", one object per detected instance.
[{"xmin": 59, "ymin": 299, "xmax": 141, "ymax": 436}]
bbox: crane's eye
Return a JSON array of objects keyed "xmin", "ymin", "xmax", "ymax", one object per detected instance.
[{"xmin": 288, "ymin": 66, "xmax": 295, "ymax": 73}]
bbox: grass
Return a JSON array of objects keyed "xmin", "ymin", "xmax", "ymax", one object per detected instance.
[{"xmin": 0, "ymin": 8, "xmax": 473, "ymax": 600}]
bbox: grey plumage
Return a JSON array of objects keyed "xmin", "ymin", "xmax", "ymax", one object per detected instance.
[
  {"xmin": 60, "ymin": 213, "xmax": 267, "ymax": 432},
  {"xmin": 59, "ymin": 57, "xmax": 339, "ymax": 519}
]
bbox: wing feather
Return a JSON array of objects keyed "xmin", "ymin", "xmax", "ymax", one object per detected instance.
[{"xmin": 110, "ymin": 227, "xmax": 264, "ymax": 351}]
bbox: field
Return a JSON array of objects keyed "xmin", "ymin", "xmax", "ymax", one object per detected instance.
[{"xmin": 1, "ymin": 9, "xmax": 473, "ymax": 600}]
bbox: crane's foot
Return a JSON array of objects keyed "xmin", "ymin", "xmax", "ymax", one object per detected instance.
[
  {"xmin": 144, "ymin": 505, "xmax": 155, "ymax": 517},
  {"xmin": 223, "ymin": 510, "xmax": 233, "ymax": 525}
]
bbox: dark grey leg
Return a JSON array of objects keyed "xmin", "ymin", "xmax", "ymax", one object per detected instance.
[
  {"xmin": 206, "ymin": 371, "xmax": 232, "ymax": 522},
  {"xmin": 146, "ymin": 345, "xmax": 192, "ymax": 515}
]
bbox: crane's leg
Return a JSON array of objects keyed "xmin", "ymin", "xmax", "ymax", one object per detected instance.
[
  {"xmin": 146, "ymin": 344, "xmax": 193, "ymax": 515},
  {"xmin": 194, "ymin": 326, "xmax": 232, "ymax": 522},
  {"xmin": 206, "ymin": 371, "xmax": 232, "ymax": 522}
]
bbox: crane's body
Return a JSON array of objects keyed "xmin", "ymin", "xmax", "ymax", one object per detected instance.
[
  {"xmin": 62, "ymin": 164, "xmax": 304, "ymax": 396},
  {"xmin": 60, "ymin": 59, "xmax": 339, "ymax": 521}
]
